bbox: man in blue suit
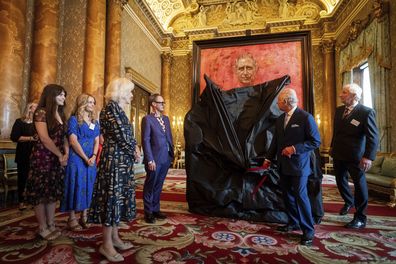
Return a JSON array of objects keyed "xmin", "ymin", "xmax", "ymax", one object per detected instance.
[
  {"xmin": 331, "ymin": 83, "xmax": 378, "ymax": 229},
  {"xmin": 264, "ymin": 88, "xmax": 321, "ymax": 246},
  {"xmin": 142, "ymin": 94, "xmax": 174, "ymax": 223}
]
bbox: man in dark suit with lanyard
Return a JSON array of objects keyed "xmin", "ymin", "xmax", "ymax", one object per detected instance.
[
  {"xmin": 331, "ymin": 83, "xmax": 379, "ymax": 229},
  {"xmin": 142, "ymin": 94, "xmax": 174, "ymax": 223},
  {"xmin": 264, "ymin": 88, "xmax": 321, "ymax": 246}
]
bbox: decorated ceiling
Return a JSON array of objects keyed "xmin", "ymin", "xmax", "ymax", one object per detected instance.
[{"xmin": 140, "ymin": 0, "xmax": 343, "ymax": 36}]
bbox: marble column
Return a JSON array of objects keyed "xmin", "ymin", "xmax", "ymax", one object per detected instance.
[
  {"xmin": 161, "ymin": 52, "xmax": 172, "ymax": 115},
  {"xmin": 0, "ymin": 0, "xmax": 27, "ymax": 138},
  {"xmin": 29, "ymin": 0, "xmax": 59, "ymax": 102},
  {"xmin": 105, "ymin": 0, "xmax": 125, "ymax": 88},
  {"xmin": 83, "ymin": 0, "xmax": 106, "ymax": 111},
  {"xmin": 321, "ymin": 39, "xmax": 336, "ymax": 150}
]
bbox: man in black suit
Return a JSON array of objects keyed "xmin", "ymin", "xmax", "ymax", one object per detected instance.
[{"xmin": 331, "ymin": 83, "xmax": 379, "ymax": 229}]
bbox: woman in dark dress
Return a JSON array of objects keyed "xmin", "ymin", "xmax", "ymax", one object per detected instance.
[
  {"xmin": 10, "ymin": 102, "xmax": 38, "ymax": 210},
  {"xmin": 25, "ymin": 84, "xmax": 69, "ymax": 241},
  {"xmin": 88, "ymin": 77, "xmax": 140, "ymax": 262}
]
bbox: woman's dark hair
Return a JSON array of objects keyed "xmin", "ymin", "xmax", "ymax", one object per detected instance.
[{"xmin": 37, "ymin": 84, "xmax": 67, "ymax": 131}]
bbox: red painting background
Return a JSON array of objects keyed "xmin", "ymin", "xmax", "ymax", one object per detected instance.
[{"xmin": 199, "ymin": 41, "xmax": 303, "ymax": 106}]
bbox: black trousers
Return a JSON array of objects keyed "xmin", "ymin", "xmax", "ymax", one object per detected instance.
[
  {"xmin": 17, "ymin": 161, "xmax": 30, "ymax": 203},
  {"xmin": 333, "ymin": 159, "xmax": 368, "ymax": 221},
  {"xmin": 308, "ymin": 176, "xmax": 324, "ymax": 221},
  {"xmin": 308, "ymin": 149, "xmax": 324, "ymax": 221}
]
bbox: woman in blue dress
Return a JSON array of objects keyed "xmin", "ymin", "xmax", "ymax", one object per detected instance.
[{"xmin": 61, "ymin": 93, "xmax": 100, "ymax": 230}]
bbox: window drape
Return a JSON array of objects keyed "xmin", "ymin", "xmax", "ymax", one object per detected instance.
[{"xmin": 339, "ymin": 13, "xmax": 391, "ymax": 151}]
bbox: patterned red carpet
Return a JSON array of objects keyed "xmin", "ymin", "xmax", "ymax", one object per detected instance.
[{"xmin": 0, "ymin": 169, "xmax": 396, "ymax": 263}]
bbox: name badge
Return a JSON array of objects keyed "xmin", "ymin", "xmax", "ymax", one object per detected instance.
[
  {"xmin": 350, "ymin": 119, "xmax": 360, "ymax": 127},
  {"xmin": 89, "ymin": 123, "xmax": 95, "ymax": 130},
  {"xmin": 291, "ymin": 124, "xmax": 299, "ymax": 128}
]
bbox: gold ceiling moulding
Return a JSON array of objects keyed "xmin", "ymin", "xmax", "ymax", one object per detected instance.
[
  {"xmin": 133, "ymin": 0, "xmax": 360, "ymax": 51},
  {"xmin": 336, "ymin": 0, "xmax": 388, "ymax": 52}
]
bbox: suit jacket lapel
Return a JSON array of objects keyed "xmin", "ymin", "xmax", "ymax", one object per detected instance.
[
  {"xmin": 280, "ymin": 113, "xmax": 286, "ymax": 132},
  {"xmin": 349, "ymin": 103, "xmax": 360, "ymax": 117},
  {"xmin": 152, "ymin": 114, "xmax": 166, "ymax": 134}
]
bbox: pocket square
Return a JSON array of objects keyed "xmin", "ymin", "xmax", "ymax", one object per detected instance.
[{"xmin": 291, "ymin": 124, "xmax": 299, "ymax": 128}]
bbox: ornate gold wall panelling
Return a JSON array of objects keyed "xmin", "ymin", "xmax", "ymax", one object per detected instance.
[
  {"xmin": 59, "ymin": 0, "xmax": 87, "ymax": 116},
  {"xmin": 169, "ymin": 55, "xmax": 192, "ymax": 147}
]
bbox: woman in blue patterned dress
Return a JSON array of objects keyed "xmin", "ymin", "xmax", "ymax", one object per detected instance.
[
  {"xmin": 88, "ymin": 78, "xmax": 140, "ymax": 262},
  {"xmin": 61, "ymin": 94, "xmax": 99, "ymax": 230},
  {"xmin": 25, "ymin": 84, "xmax": 69, "ymax": 241}
]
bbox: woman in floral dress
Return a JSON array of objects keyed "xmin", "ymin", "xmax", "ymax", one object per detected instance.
[
  {"xmin": 61, "ymin": 94, "xmax": 99, "ymax": 230},
  {"xmin": 88, "ymin": 78, "xmax": 140, "ymax": 262},
  {"xmin": 25, "ymin": 84, "xmax": 69, "ymax": 241}
]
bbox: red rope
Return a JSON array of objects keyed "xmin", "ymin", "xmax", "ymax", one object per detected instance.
[
  {"xmin": 251, "ymin": 175, "xmax": 268, "ymax": 200},
  {"xmin": 247, "ymin": 164, "xmax": 270, "ymax": 200}
]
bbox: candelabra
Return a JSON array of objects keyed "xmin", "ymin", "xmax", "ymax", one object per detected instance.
[
  {"xmin": 172, "ymin": 116, "xmax": 184, "ymax": 149},
  {"xmin": 171, "ymin": 116, "xmax": 184, "ymax": 168}
]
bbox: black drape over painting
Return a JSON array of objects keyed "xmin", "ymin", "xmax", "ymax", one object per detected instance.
[{"xmin": 184, "ymin": 75, "xmax": 291, "ymax": 223}]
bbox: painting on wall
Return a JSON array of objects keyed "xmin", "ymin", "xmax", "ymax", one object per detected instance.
[{"xmin": 192, "ymin": 31, "xmax": 314, "ymax": 112}]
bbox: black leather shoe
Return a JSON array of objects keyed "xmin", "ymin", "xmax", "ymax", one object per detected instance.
[
  {"xmin": 276, "ymin": 225, "xmax": 301, "ymax": 232},
  {"xmin": 300, "ymin": 236, "xmax": 313, "ymax": 246},
  {"xmin": 144, "ymin": 213, "xmax": 156, "ymax": 224},
  {"xmin": 153, "ymin": 211, "xmax": 167, "ymax": 219},
  {"xmin": 345, "ymin": 219, "xmax": 366, "ymax": 229},
  {"xmin": 339, "ymin": 204, "xmax": 352, "ymax": 215}
]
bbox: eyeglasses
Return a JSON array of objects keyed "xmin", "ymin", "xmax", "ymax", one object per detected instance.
[{"xmin": 155, "ymin": 101, "xmax": 166, "ymax": 105}]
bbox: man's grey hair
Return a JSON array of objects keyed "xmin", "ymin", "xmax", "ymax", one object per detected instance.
[
  {"xmin": 343, "ymin": 83, "xmax": 362, "ymax": 101},
  {"xmin": 279, "ymin": 88, "xmax": 298, "ymax": 107}
]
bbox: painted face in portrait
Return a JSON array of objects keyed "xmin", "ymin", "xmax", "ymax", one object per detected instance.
[{"xmin": 235, "ymin": 55, "xmax": 257, "ymax": 85}]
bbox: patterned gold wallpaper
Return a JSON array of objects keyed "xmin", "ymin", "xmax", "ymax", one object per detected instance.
[
  {"xmin": 58, "ymin": 0, "xmax": 87, "ymax": 116},
  {"xmin": 169, "ymin": 54, "xmax": 192, "ymax": 147},
  {"xmin": 22, "ymin": 0, "xmax": 34, "ymax": 110},
  {"xmin": 312, "ymin": 45, "xmax": 325, "ymax": 144},
  {"xmin": 121, "ymin": 11, "xmax": 161, "ymax": 91}
]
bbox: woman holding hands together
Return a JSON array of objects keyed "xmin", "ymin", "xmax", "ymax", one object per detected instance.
[
  {"xmin": 25, "ymin": 84, "xmax": 69, "ymax": 241},
  {"xmin": 61, "ymin": 94, "xmax": 99, "ymax": 230}
]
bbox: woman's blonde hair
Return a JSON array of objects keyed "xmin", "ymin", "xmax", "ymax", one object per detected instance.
[
  {"xmin": 72, "ymin": 93, "xmax": 97, "ymax": 125},
  {"xmin": 105, "ymin": 77, "xmax": 134, "ymax": 103},
  {"xmin": 22, "ymin": 102, "xmax": 38, "ymax": 122}
]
